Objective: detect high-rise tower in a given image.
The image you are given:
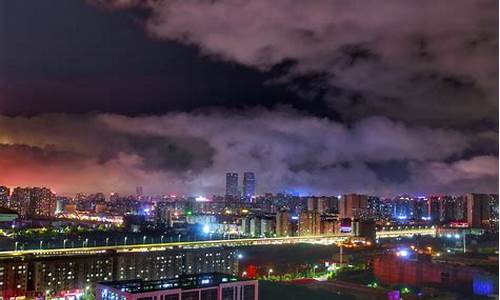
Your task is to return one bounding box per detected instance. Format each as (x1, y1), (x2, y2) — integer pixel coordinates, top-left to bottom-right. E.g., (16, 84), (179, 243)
(243, 172), (256, 198)
(225, 173), (239, 197)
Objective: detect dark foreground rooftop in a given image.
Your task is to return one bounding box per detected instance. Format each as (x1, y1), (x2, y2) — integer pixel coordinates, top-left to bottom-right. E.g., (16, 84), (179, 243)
(99, 273), (246, 294)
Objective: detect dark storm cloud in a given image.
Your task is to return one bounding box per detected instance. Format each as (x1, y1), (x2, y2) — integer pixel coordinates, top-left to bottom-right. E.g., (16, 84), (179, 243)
(96, 0), (498, 127)
(0, 110), (497, 196)
(0, 0), (497, 196)
(0, 0), (311, 116)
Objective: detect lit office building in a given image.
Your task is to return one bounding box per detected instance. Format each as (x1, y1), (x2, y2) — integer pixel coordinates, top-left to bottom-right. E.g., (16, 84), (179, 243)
(97, 273), (258, 300)
(225, 173), (239, 197)
(242, 172), (256, 199)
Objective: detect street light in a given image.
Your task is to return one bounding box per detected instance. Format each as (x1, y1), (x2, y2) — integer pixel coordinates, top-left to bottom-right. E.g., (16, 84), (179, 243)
(63, 239), (68, 249)
(14, 241), (18, 251)
(268, 269), (273, 277)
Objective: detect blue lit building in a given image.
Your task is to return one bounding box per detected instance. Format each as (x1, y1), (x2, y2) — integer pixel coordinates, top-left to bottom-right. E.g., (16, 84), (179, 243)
(243, 172), (256, 199)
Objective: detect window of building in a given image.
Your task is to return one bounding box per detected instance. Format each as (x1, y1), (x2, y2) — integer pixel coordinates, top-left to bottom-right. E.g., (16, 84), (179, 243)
(222, 287), (234, 300)
(243, 285), (255, 300)
(181, 291), (199, 300)
(200, 288), (217, 300)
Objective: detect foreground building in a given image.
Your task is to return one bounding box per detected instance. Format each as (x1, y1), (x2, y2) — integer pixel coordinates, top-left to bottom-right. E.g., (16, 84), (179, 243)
(97, 273), (258, 300)
(373, 254), (497, 295)
(0, 248), (238, 299)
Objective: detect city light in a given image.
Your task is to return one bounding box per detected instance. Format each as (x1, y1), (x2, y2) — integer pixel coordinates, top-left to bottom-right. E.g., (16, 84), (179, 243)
(2, 1), (498, 298)
(195, 196), (210, 202)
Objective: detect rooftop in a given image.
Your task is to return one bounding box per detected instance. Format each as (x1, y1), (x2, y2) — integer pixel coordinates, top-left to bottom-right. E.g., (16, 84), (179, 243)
(99, 273), (247, 294)
(0, 207), (17, 215)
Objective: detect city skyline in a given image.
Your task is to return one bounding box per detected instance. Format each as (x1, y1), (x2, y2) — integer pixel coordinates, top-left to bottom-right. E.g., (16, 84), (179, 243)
(0, 1), (498, 197)
(0, 1), (498, 299)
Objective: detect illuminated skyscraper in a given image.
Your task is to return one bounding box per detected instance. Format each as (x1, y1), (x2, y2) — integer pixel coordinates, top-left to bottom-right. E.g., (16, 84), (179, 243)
(225, 173), (239, 197)
(243, 172), (256, 198)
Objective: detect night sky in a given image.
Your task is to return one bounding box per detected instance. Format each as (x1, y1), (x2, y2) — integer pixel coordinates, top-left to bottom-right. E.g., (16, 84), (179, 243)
(0, 0), (498, 196)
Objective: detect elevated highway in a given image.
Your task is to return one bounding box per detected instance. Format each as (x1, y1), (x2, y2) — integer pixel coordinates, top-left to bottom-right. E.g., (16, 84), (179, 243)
(0, 234), (351, 258)
(0, 226), (437, 258)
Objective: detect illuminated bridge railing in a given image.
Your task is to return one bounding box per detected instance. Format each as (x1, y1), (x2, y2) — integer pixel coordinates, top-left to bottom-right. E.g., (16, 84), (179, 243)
(0, 227), (437, 258)
(376, 226), (437, 238)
